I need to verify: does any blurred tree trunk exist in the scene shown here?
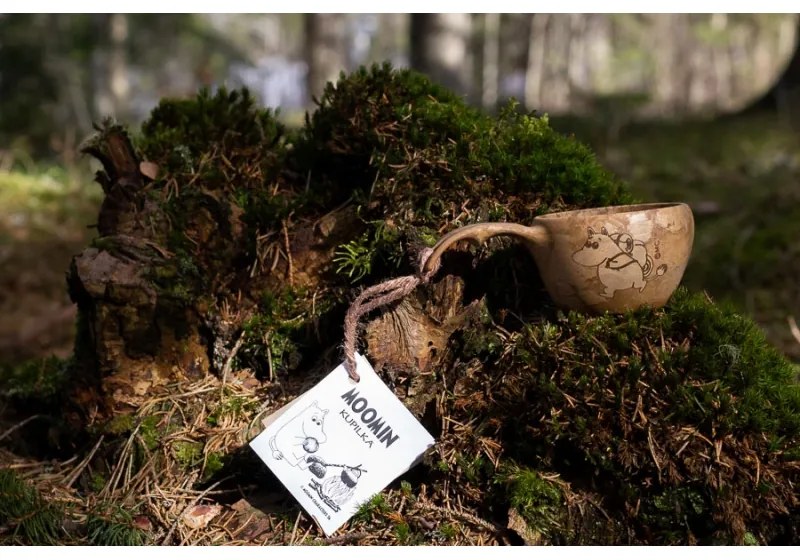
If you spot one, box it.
[566,14,590,98]
[410,13,472,97]
[93,14,130,122]
[109,14,130,120]
[46,15,95,147]
[497,14,530,103]
[749,17,800,119]
[518,14,796,119]
[481,13,500,111]
[524,14,549,110]
[305,14,348,105]
[374,14,408,66]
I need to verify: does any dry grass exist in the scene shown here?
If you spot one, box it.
[1,363,511,545]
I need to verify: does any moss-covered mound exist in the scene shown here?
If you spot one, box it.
[1,64,798,545]
[445,289,800,544]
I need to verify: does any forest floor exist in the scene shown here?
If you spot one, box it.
[1,109,798,545]
[0,163,101,365]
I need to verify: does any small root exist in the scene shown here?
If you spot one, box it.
[282,218,294,286]
[221,331,246,388]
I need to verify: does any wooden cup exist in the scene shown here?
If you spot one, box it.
[423,202,695,313]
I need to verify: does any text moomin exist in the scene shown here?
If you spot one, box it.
[340,387,400,449]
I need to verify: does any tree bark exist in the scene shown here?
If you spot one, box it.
[67,124,208,421]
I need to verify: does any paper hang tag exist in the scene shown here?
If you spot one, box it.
[249,353,436,536]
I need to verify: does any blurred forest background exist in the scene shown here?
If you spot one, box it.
[2,13,800,369]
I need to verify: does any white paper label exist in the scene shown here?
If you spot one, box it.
[249,353,435,535]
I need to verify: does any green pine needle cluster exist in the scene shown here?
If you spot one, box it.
[86,506,146,546]
[0,468,63,544]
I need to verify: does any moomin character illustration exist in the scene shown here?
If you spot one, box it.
[572,226,667,298]
[269,401,329,470]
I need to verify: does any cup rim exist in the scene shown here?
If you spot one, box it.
[535,202,688,220]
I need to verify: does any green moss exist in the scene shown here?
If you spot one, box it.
[172,440,203,470]
[452,287,800,543]
[455,452,495,485]
[460,302,504,360]
[352,493,391,524]
[437,523,458,540]
[295,64,464,203]
[295,63,630,282]
[138,87,284,168]
[639,486,712,543]
[138,415,163,451]
[147,248,202,305]
[206,395,257,427]
[0,355,70,401]
[393,521,424,544]
[202,452,226,481]
[497,465,562,535]
[236,286,319,376]
[104,414,135,435]
[130,86,293,326]
[89,473,107,493]
[743,532,759,546]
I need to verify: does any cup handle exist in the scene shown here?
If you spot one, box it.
[421,222,547,277]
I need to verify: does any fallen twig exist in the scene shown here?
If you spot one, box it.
[788,316,800,346]
[0,415,44,442]
[647,427,662,480]
[418,503,502,535]
[288,510,302,545]
[282,218,294,286]
[64,435,105,488]
[221,331,246,388]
